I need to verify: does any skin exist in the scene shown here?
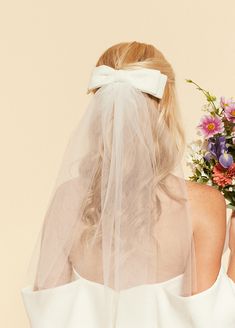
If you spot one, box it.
[68,179,234,295]
[186,179,235,295]
[227,210,235,279]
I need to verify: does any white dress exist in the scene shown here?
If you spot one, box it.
[21,264,235,328]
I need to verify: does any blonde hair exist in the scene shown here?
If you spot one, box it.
[94,41,185,151]
[80,41,186,247]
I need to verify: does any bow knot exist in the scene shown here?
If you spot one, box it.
[113,69,127,82]
[87,65,168,99]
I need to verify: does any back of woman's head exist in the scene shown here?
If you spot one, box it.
[93,41,186,157]
[79,42,187,247]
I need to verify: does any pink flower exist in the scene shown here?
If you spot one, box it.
[220,96,234,109]
[212,163,235,187]
[197,115,224,138]
[224,103,235,123]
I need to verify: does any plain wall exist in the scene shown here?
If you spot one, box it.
[0,0,234,326]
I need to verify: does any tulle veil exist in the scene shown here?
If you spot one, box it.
[23,65,197,327]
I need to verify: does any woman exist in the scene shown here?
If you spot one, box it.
[21,41,235,328]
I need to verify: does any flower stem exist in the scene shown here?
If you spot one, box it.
[186,79,218,112]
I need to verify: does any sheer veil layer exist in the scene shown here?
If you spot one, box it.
[24,77,197,327]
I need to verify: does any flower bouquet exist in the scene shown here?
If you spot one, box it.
[186,80,235,210]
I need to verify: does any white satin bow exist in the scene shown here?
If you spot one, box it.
[87,64,168,99]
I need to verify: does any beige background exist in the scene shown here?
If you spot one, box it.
[1,0,234,326]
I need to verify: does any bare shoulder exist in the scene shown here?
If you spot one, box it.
[185,180,226,229]
[185,180,227,293]
[186,179,225,203]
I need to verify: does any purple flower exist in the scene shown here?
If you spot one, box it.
[224,102,235,123]
[220,96,234,109]
[197,115,224,138]
[204,151,213,162]
[207,136,227,159]
[219,152,234,169]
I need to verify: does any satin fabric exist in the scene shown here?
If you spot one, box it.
[21,264,235,328]
[87,64,168,99]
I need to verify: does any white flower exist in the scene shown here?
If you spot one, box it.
[202,171,207,177]
[202,103,214,112]
[194,153,204,161]
[188,139,203,153]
